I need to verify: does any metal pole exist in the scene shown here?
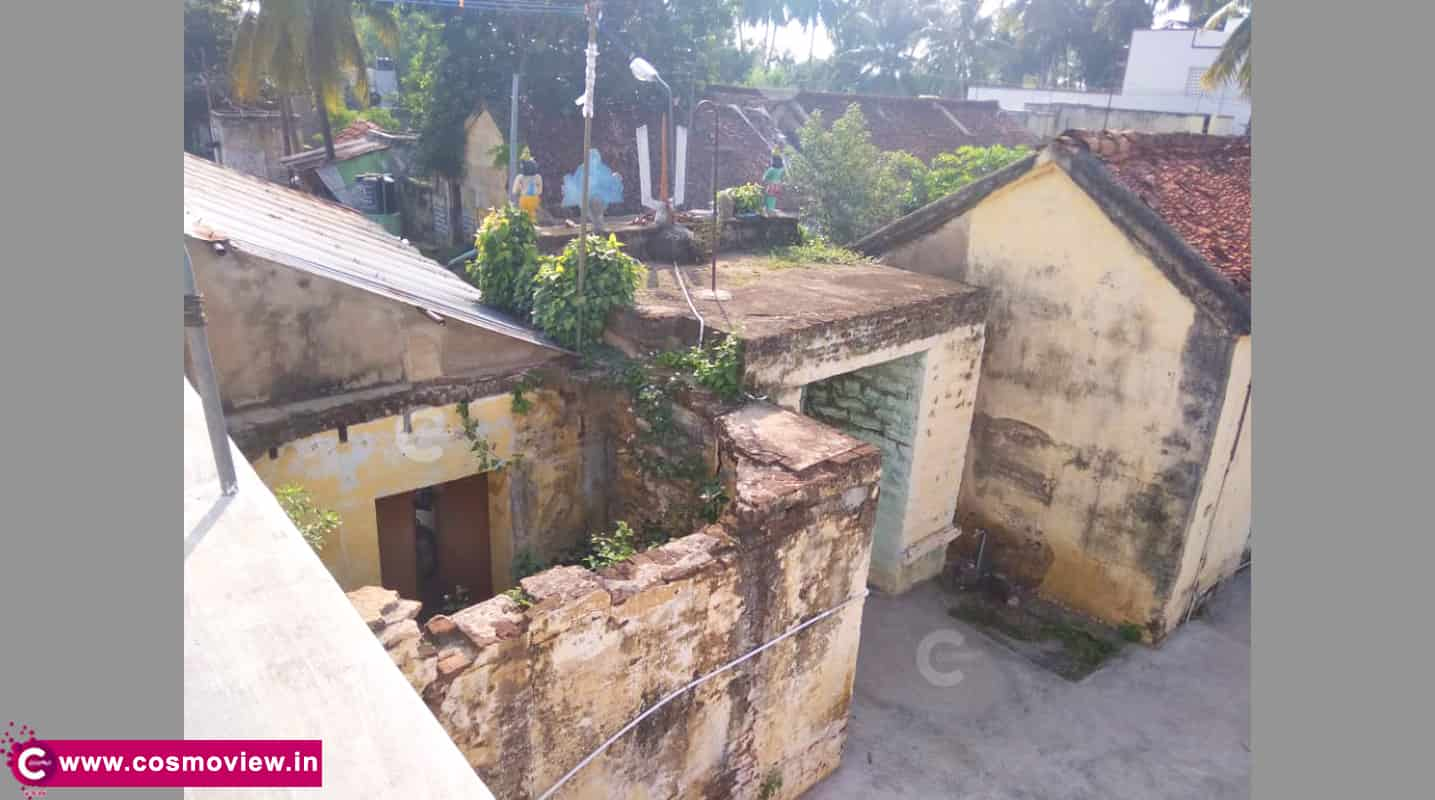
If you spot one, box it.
[183,243,238,496]
[576,1,599,351]
[710,102,719,292]
[663,78,675,212]
[508,71,521,201]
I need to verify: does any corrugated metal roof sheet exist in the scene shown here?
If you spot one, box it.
[183,153,567,353]
[280,137,390,171]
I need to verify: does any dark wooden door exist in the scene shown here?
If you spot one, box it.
[375,490,418,601]
[435,473,492,603]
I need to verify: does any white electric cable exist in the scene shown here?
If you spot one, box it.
[535,588,870,800]
[670,261,705,347]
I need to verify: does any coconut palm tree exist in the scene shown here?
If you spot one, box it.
[828,0,936,94]
[229,0,396,161]
[922,0,1002,97]
[1200,0,1250,97]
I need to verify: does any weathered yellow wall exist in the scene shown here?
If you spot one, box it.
[251,388,589,594]
[187,241,559,412]
[884,158,1236,634]
[354,403,882,800]
[1165,335,1251,628]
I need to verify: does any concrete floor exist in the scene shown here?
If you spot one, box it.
[808,571,1251,800]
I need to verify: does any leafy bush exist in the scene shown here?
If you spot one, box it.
[468,205,542,317]
[925,145,1033,201]
[502,586,535,608]
[772,234,870,265]
[787,104,906,244]
[274,484,341,554]
[721,183,765,215]
[582,521,640,571]
[698,479,730,523]
[654,335,744,400]
[531,234,645,351]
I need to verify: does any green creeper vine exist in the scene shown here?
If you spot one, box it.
[653,335,744,401]
[456,401,515,472]
[510,372,542,415]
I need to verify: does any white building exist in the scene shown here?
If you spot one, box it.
[367,57,399,107]
[969,21,1251,135]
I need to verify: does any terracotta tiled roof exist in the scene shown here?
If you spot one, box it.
[783,91,1038,160]
[1056,130,1251,295]
[508,88,1037,218]
[334,118,384,143]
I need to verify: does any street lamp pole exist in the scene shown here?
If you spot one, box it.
[630,57,676,218]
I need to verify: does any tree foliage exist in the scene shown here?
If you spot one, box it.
[274,484,342,554]
[787,104,907,244]
[414,0,735,178]
[925,144,1033,200]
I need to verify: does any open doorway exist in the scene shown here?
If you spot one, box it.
[801,352,926,578]
[375,473,492,620]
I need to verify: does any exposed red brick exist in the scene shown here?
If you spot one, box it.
[1058,131,1251,295]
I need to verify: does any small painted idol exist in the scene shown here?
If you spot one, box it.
[761,152,785,217]
[513,157,543,221]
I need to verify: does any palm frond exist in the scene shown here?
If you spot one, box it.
[339,21,372,108]
[229,12,262,102]
[1202,0,1250,31]
[1201,11,1249,95]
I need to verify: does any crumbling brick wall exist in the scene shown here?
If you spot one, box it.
[353,404,880,800]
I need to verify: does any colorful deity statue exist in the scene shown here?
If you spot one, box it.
[512,155,543,221]
[761,151,785,217]
[561,149,624,232]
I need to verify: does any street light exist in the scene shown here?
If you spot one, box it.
[630,57,676,218]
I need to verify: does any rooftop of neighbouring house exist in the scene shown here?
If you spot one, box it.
[705,85,1040,160]
[183,152,562,352]
[606,255,988,358]
[1055,130,1251,294]
[280,119,417,171]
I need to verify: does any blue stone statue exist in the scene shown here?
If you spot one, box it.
[562,149,623,231]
